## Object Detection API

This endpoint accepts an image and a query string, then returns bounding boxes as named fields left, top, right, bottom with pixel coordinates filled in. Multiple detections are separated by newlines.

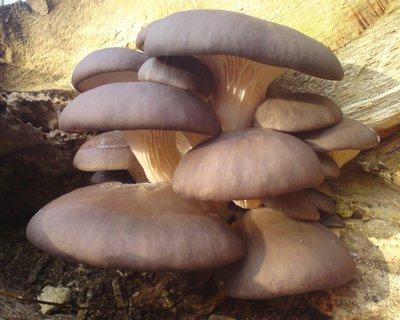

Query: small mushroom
left=138, top=56, right=214, bottom=98
left=26, top=182, right=245, bottom=271
left=304, top=189, right=336, bottom=214
left=214, top=208, right=356, bottom=299
left=298, top=118, right=380, bottom=166
left=320, top=212, right=346, bottom=228
left=72, top=47, right=148, bottom=92
left=262, top=191, right=320, bottom=221
left=90, top=170, right=134, bottom=184
left=138, top=10, right=343, bottom=131
left=59, top=82, right=221, bottom=182
left=254, top=93, right=343, bottom=132
left=73, top=131, right=146, bottom=182
left=173, top=128, right=324, bottom=201
left=314, top=181, right=334, bottom=195
left=317, top=153, right=340, bottom=179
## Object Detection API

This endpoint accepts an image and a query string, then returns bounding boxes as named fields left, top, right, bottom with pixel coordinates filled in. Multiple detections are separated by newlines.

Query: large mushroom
left=73, top=130, right=146, bottom=182
left=173, top=128, right=324, bottom=201
left=215, top=208, right=356, bottom=299
left=59, top=82, right=221, bottom=182
left=72, top=47, right=148, bottom=92
left=138, top=10, right=343, bottom=131
left=27, top=182, right=245, bottom=271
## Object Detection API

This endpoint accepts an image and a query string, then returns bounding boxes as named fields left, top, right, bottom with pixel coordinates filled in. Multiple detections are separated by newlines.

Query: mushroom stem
left=124, top=130, right=181, bottom=182
left=200, top=55, right=285, bottom=131
left=328, top=150, right=361, bottom=167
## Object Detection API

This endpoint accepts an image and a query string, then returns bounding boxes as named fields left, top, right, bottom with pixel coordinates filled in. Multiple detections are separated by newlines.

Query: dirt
left=0, top=227, right=329, bottom=320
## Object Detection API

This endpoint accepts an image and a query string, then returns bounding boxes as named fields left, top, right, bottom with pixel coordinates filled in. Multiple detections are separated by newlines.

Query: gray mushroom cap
left=59, top=82, right=221, bottom=136
left=138, top=56, right=214, bottom=96
left=71, top=48, right=148, bottom=92
left=26, top=182, right=245, bottom=271
left=215, top=208, right=356, bottom=299
left=173, top=128, right=324, bottom=201
left=299, top=118, right=380, bottom=152
left=255, top=93, right=343, bottom=132
left=138, top=10, right=344, bottom=80
left=73, top=131, right=137, bottom=171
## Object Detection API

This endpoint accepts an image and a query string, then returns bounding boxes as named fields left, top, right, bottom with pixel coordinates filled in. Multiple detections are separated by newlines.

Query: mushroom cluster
left=27, top=10, right=380, bottom=300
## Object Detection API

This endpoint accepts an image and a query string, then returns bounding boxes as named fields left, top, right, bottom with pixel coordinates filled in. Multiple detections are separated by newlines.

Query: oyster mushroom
left=72, top=47, right=148, bottom=92
left=138, top=10, right=343, bottom=131
left=215, top=208, right=356, bottom=299
left=317, top=153, right=340, bottom=179
left=90, top=170, right=134, bottom=184
left=59, top=82, right=221, bottom=182
left=173, top=128, right=324, bottom=201
left=26, top=182, right=245, bottom=271
left=73, top=131, right=146, bottom=182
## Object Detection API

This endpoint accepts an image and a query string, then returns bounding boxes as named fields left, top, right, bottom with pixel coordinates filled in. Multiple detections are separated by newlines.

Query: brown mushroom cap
left=314, top=182, right=334, bottom=195
left=215, top=208, right=356, bottom=299
left=138, top=56, right=214, bottom=96
left=317, top=153, right=340, bottom=179
left=26, top=182, right=245, bottom=271
left=73, top=131, right=137, bottom=171
left=71, top=48, right=148, bottom=92
left=262, top=191, right=320, bottom=221
left=59, top=82, right=221, bottom=136
left=173, top=128, right=324, bottom=201
left=304, top=189, right=336, bottom=214
left=254, top=93, right=343, bottom=132
left=320, top=212, right=346, bottom=228
left=299, top=118, right=380, bottom=152
left=139, top=10, right=343, bottom=80
left=90, top=170, right=134, bottom=184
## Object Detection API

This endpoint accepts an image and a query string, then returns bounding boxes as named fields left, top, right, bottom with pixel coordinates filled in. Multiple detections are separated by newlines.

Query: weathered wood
left=0, top=0, right=391, bottom=91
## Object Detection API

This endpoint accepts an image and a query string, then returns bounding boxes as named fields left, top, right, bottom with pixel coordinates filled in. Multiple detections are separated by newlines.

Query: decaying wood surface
left=0, top=0, right=392, bottom=91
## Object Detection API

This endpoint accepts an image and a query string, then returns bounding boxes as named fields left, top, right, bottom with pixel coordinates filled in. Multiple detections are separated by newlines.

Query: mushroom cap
left=59, top=82, right=221, bottom=136
left=299, top=118, right=380, bottom=152
left=314, top=182, right=334, bottom=195
left=26, top=182, right=245, bottom=271
left=139, top=10, right=343, bottom=80
left=138, top=56, right=214, bottom=96
left=90, top=170, right=134, bottom=184
left=215, top=208, right=356, bottom=299
left=255, top=93, right=343, bottom=132
left=262, top=191, right=320, bottom=221
left=73, top=131, right=136, bottom=171
left=317, top=153, right=340, bottom=179
left=71, top=48, right=148, bottom=92
left=304, top=189, right=336, bottom=214
left=173, top=128, right=324, bottom=201
left=320, top=212, right=346, bottom=228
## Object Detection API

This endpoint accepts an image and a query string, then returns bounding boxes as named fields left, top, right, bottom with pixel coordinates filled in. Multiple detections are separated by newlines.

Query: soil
left=0, top=226, right=329, bottom=320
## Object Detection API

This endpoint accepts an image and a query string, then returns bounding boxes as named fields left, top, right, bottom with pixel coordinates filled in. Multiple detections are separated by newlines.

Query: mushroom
left=317, top=153, right=340, bottom=179
left=59, top=82, right=221, bottom=182
left=214, top=208, right=356, bottom=299
left=314, top=181, right=334, bottom=195
left=26, top=182, right=245, bottom=271
left=90, top=170, right=134, bottom=184
left=72, top=47, right=148, bottom=92
left=73, top=131, right=146, bottom=182
left=138, top=10, right=343, bottom=131
left=320, top=212, right=346, bottom=228
left=298, top=118, right=380, bottom=166
left=138, top=56, right=214, bottom=99
left=303, top=189, right=336, bottom=214
left=254, top=92, right=343, bottom=132
left=261, top=191, right=320, bottom=221
left=173, top=127, right=324, bottom=202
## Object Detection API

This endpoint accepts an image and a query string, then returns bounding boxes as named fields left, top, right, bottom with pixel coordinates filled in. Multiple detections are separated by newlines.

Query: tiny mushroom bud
left=139, top=10, right=343, bottom=131
left=173, top=128, right=324, bottom=202
left=59, top=82, right=221, bottom=182
left=298, top=118, right=380, bottom=166
left=27, top=182, right=245, bottom=271
left=214, top=208, right=356, bottom=299
left=254, top=93, right=343, bottom=132
left=72, top=47, right=148, bottom=92
left=304, top=189, right=336, bottom=214
left=314, top=181, right=334, bottom=195
left=73, top=131, right=146, bottom=182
